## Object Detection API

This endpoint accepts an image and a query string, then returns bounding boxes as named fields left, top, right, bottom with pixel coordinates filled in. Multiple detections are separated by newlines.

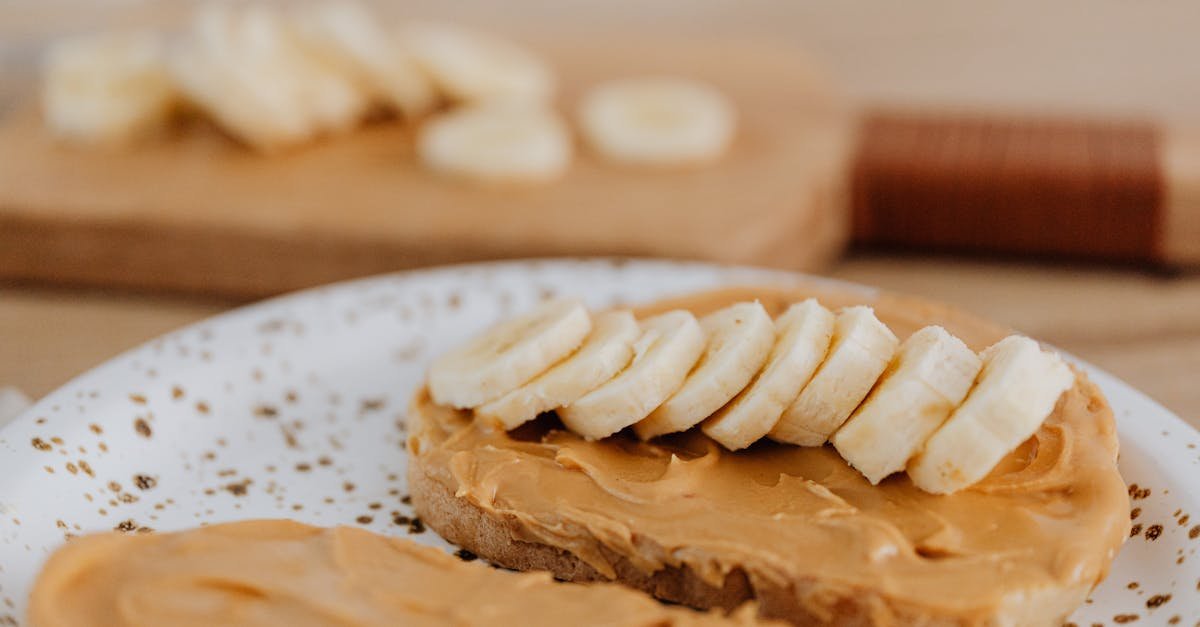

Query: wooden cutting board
left=0, top=35, right=851, bottom=298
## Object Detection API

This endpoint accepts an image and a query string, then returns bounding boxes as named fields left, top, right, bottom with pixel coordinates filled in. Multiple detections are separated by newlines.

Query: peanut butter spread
left=408, top=286, right=1131, bottom=623
left=29, top=519, right=769, bottom=626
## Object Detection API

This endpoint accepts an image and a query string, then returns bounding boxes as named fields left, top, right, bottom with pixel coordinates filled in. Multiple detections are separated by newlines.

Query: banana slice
left=476, top=311, right=639, bottom=430
left=577, top=77, right=736, bottom=166
left=769, top=306, right=899, bottom=446
left=831, top=326, right=982, bottom=484
left=417, top=104, right=572, bottom=184
left=559, top=311, right=705, bottom=440
left=907, top=335, right=1074, bottom=494
left=633, top=302, right=773, bottom=440
left=428, top=299, right=591, bottom=409
left=291, top=2, right=437, bottom=117
left=400, top=21, right=554, bottom=104
left=170, top=4, right=370, bottom=151
left=42, top=31, right=177, bottom=144
left=702, top=299, right=835, bottom=450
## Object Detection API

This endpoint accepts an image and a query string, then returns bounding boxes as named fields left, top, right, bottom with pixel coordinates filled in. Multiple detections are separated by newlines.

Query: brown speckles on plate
left=134, top=418, right=152, bottom=438
left=1131, top=507, right=1142, bottom=520
left=359, top=398, right=386, bottom=414
left=254, top=404, right=278, bottom=418
left=171, top=386, right=185, bottom=400
left=65, top=462, right=77, bottom=475
left=1145, top=524, right=1164, bottom=541
left=128, top=393, right=147, bottom=405
left=133, top=474, right=157, bottom=490
left=280, top=425, right=299, bottom=449
left=30, top=438, right=51, bottom=452
left=1146, top=593, right=1171, bottom=609
left=1128, top=483, right=1152, bottom=500
left=222, top=479, right=252, bottom=496
left=343, top=481, right=356, bottom=493
left=78, top=460, right=94, bottom=477
left=1113, top=613, right=1139, bottom=623
left=295, top=462, right=312, bottom=472
left=355, top=515, right=373, bottom=525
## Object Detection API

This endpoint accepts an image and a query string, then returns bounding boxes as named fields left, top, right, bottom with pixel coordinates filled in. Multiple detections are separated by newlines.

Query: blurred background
left=1, top=0, right=1197, bottom=425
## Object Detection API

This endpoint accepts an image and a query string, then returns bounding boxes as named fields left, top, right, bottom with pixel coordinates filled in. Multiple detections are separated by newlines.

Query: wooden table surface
left=3, top=254, right=1198, bottom=430
left=2, top=1, right=1198, bottom=429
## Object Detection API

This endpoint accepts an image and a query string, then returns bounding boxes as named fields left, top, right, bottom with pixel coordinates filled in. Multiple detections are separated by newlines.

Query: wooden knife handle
left=851, top=112, right=1200, bottom=266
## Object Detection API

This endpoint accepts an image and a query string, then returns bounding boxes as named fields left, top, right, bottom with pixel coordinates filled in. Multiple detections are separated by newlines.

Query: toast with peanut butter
left=30, top=519, right=772, bottom=626
left=407, top=285, right=1130, bottom=626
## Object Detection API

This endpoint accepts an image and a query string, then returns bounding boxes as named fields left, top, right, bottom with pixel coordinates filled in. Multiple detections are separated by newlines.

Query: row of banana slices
left=428, top=298, right=1075, bottom=495
left=42, top=2, right=736, bottom=181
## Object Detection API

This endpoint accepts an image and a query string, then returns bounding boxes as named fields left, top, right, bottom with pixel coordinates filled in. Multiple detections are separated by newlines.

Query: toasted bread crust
left=409, top=458, right=968, bottom=626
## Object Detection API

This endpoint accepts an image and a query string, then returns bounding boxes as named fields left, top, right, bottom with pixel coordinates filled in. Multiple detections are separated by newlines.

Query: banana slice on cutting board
left=633, top=302, right=774, bottom=440
left=417, top=104, right=573, bottom=183
left=42, top=31, right=177, bottom=144
left=400, top=21, right=554, bottom=104
left=702, top=299, right=835, bottom=451
left=428, top=299, right=591, bottom=409
left=769, top=306, right=899, bottom=446
left=906, top=335, right=1074, bottom=494
left=169, top=3, right=370, bottom=151
left=831, top=326, right=982, bottom=484
left=559, top=311, right=706, bottom=440
left=476, top=311, right=640, bottom=430
left=290, top=1, right=437, bottom=117
left=577, top=77, right=736, bottom=166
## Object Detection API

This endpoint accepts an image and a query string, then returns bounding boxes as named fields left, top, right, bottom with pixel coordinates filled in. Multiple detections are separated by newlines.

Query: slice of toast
left=407, top=285, right=1130, bottom=626
left=30, top=519, right=773, bottom=626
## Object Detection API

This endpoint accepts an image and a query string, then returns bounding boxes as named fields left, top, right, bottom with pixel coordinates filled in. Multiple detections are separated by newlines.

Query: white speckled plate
left=1, top=259, right=1197, bottom=626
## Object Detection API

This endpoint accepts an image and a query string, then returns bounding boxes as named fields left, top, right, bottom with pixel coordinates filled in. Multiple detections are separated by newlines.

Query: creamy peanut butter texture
left=409, top=286, right=1131, bottom=623
left=29, top=519, right=768, bottom=626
